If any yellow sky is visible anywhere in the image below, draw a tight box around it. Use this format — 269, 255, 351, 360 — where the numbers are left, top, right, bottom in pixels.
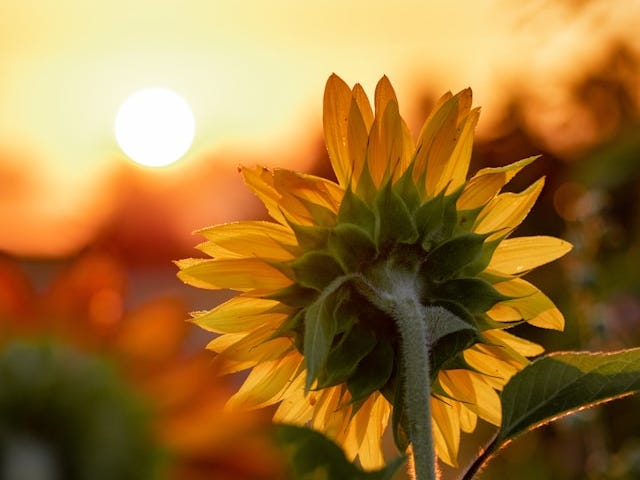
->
0, 0, 637, 257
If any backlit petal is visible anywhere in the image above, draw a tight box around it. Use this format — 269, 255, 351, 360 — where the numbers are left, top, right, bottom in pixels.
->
474, 177, 545, 238
356, 393, 390, 470
176, 257, 292, 292
323, 74, 353, 186
431, 396, 460, 467
196, 221, 297, 260
494, 278, 565, 330
488, 236, 572, 275
191, 296, 285, 334
435, 107, 480, 195
458, 156, 537, 210
227, 354, 303, 410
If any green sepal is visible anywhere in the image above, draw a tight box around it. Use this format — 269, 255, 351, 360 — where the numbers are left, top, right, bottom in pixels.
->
290, 251, 345, 291
374, 181, 418, 247
266, 283, 318, 307
391, 376, 411, 452
392, 164, 422, 212
414, 188, 463, 250
328, 223, 377, 273
430, 329, 482, 382
304, 290, 339, 391
296, 198, 338, 227
317, 321, 378, 389
269, 309, 305, 347
434, 277, 509, 314
354, 163, 379, 205
422, 233, 488, 282
426, 305, 478, 343
473, 312, 524, 331
454, 206, 484, 234
337, 186, 377, 237
414, 190, 445, 247
288, 222, 331, 251
462, 236, 503, 277
347, 341, 395, 402
274, 424, 406, 480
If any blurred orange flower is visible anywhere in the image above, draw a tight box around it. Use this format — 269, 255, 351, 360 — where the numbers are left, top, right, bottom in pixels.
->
0, 252, 286, 480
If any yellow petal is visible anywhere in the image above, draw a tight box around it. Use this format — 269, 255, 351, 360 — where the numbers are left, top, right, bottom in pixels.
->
431, 396, 460, 467
373, 75, 398, 119
227, 353, 303, 410
488, 236, 572, 275
191, 295, 284, 334
347, 95, 369, 185
240, 165, 286, 225
412, 91, 454, 186
463, 346, 518, 384
435, 107, 480, 195
356, 393, 390, 470
207, 327, 293, 374
493, 278, 565, 330
439, 370, 501, 425
196, 221, 298, 260
484, 329, 545, 357
423, 95, 460, 196
352, 83, 374, 131
323, 74, 353, 187
273, 372, 314, 424
458, 403, 477, 433
176, 257, 292, 292
273, 169, 343, 214
474, 177, 545, 238
312, 387, 350, 440
457, 156, 538, 210
367, 99, 404, 186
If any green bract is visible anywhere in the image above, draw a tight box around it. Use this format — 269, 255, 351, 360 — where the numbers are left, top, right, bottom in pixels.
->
271, 175, 508, 414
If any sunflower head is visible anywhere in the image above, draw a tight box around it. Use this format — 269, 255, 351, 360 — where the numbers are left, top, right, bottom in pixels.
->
177, 74, 571, 467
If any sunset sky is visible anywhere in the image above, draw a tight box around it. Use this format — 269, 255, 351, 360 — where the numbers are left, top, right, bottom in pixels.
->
1, 0, 637, 258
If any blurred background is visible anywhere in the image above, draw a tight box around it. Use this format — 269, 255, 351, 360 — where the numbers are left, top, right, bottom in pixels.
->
1, 0, 639, 478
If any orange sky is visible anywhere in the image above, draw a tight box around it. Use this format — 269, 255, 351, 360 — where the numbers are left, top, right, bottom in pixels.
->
1, 0, 638, 258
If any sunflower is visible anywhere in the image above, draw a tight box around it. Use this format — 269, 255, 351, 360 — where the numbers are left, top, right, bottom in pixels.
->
0, 253, 285, 480
177, 74, 572, 469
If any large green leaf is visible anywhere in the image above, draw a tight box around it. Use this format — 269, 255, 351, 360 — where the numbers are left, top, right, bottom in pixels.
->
274, 424, 405, 480
463, 348, 640, 479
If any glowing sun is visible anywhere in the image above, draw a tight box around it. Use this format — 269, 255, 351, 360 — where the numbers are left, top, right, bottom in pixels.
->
115, 87, 195, 167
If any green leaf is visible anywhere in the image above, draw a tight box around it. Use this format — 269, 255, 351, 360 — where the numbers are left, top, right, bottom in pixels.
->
374, 181, 418, 247
499, 348, 640, 443
422, 233, 487, 281
328, 223, 377, 273
274, 424, 406, 480
463, 348, 640, 479
291, 251, 345, 291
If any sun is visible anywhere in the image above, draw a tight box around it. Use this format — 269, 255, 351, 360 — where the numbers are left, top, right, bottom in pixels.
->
115, 87, 195, 168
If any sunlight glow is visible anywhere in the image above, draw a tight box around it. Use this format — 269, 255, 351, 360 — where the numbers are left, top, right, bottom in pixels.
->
115, 87, 195, 167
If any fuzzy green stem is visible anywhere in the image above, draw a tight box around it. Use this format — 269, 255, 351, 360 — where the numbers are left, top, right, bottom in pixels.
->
390, 299, 437, 480
352, 272, 438, 480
